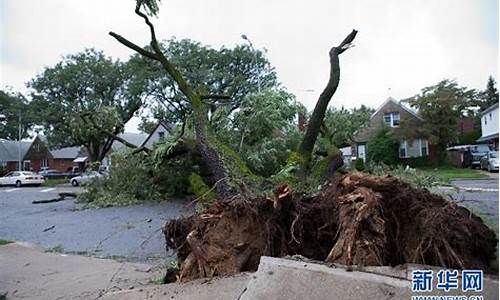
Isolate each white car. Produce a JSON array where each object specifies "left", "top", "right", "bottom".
[
  {"left": 0, "top": 171, "right": 45, "bottom": 187},
  {"left": 70, "top": 171, "right": 103, "bottom": 186}
]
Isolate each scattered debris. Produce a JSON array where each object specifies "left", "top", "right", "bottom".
[
  {"left": 43, "top": 225, "right": 55, "bottom": 232},
  {"left": 164, "top": 173, "right": 497, "bottom": 282},
  {"left": 32, "top": 192, "right": 77, "bottom": 204}
]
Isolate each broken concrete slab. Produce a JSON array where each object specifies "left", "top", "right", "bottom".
[
  {"left": 101, "top": 256, "right": 499, "bottom": 300},
  {"left": 239, "top": 256, "right": 499, "bottom": 300},
  {"left": 101, "top": 273, "right": 250, "bottom": 300},
  {"left": 0, "top": 242, "right": 160, "bottom": 300}
]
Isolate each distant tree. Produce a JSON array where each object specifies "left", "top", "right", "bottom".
[
  {"left": 320, "top": 105, "right": 374, "bottom": 148},
  {"left": 479, "top": 76, "right": 499, "bottom": 110},
  {"left": 28, "top": 49, "right": 146, "bottom": 162},
  {"left": 404, "top": 79, "right": 476, "bottom": 162},
  {"left": 0, "top": 90, "right": 35, "bottom": 140}
]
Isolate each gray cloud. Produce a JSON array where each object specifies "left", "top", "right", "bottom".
[{"left": 1, "top": 0, "right": 497, "bottom": 132}]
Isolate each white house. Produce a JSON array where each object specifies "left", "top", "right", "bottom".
[
  {"left": 140, "top": 122, "right": 173, "bottom": 149},
  {"left": 477, "top": 103, "right": 499, "bottom": 149}
]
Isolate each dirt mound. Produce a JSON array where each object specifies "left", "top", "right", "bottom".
[{"left": 164, "top": 173, "right": 497, "bottom": 282}]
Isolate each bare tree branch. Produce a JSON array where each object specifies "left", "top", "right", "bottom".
[{"left": 109, "top": 32, "right": 159, "bottom": 61}]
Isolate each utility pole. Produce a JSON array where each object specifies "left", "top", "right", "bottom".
[
  {"left": 241, "top": 34, "right": 261, "bottom": 93},
  {"left": 18, "top": 112, "right": 21, "bottom": 171}
]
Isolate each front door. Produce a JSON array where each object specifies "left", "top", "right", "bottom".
[{"left": 357, "top": 144, "right": 366, "bottom": 161}]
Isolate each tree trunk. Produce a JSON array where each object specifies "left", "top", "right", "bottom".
[
  {"left": 298, "top": 30, "right": 357, "bottom": 166},
  {"left": 110, "top": 5, "right": 258, "bottom": 197}
]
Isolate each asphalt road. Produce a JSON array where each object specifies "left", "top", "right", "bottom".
[
  {"left": 450, "top": 176, "right": 499, "bottom": 228},
  {"left": 0, "top": 185, "right": 193, "bottom": 266},
  {"left": 1, "top": 177, "right": 497, "bottom": 268}
]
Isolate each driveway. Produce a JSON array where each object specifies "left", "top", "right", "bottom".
[
  {"left": 449, "top": 176, "right": 499, "bottom": 229},
  {"left": 0, "top": 185, "right": 193, "bottom": 267}
]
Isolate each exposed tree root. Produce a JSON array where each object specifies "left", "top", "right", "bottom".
[{"left": 164, "top": 173, "right": 497, "bottom": 282}]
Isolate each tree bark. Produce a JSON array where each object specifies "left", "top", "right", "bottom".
[{"left": 298, "top": 30, "right": 357, "bottom": 165}]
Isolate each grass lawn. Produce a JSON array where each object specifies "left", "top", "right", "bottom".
[
  {"left": 419, "top": 166, "right": 489, "bottom": 182},
  {"left": 44, "top": 178, "right": 69, "bottom": 187},
  {"left": 0, "top": 239, "right": 13, "bottom": 246}
]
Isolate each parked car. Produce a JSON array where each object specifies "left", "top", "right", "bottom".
[
  {"left": 38, "top": 169, "right": 67, "bottom": 179},
  {"left": 70, "top": 171, "right": 103, "bottom": 186},
  {"left": 480, "top": 151, "right": 499, "bottom": 172},
  {"left": 0, "top": 171, "right": 45, "bottom": 187},
  {"left": 469, "top": 144, "right": 491, "bottom": 169}
]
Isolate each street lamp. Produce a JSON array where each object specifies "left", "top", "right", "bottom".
[{"left": 241, "top": 34, "right": 261, "bottom": 93}]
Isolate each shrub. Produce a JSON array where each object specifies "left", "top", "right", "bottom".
[
  {"left": 354, "top": 158, "right": 365, "bottom": 171},
  {"left": 366, "top": 163, "right": 445, "bottom": 189},
  {"left": 366, "top": 128, "right": 399, "bottom": 165},
  {"left": 188, "top": 173, "right": 217, "bottom": 211},
  {"left": 79, "top": 148, "right": 192, "bottom": 207}
]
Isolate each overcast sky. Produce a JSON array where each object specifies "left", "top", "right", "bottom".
[{"left": 1, "top": 0, "right": 498, "bottom": 132}]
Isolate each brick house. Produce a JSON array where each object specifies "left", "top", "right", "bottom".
[
  {"left": 353, "top": 97, "right": 437, "bottom": 162},
  {"left": 49, "top": 146, "right": 83, "bottom": 172},
  {"left": 0, "top": 136, "right": 53, "bottom": 173}
]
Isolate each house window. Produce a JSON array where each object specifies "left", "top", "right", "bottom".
[
  {"left": 420, "top": 139, "right": 429, "bottom": 156},
  {"left": 383, "top": 114, "right": 392, "bottom": 126},
  {"left": 35, "top": 143, "right": 40, "bottom": 152},
  {"left": 399, "top": 140, "right": 407, "bottom": 158},
  {"left": 485, "top": 117, "right": 487, "bottom": 125},
  {"left": 158, "top": 131, "right": 165, "bottom": 139},
  {"left": 490, "top": 113, "right": 492, "bottom": 120},
  {"left": 23, "top": 160, "right": 31, "bottom": 171},
  {"left": 41, "top": 159, "right": 48, "bottom": 168},
  {"left": 383, "top": 112, "right": 400, "bottom": 127}
]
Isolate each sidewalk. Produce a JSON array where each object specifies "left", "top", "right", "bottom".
[
  {"left": 0, "top": 242, "right": 160, "bottom": 300},
  {"left": 2, "top": 243, "right": 498, "bottom": 300}
]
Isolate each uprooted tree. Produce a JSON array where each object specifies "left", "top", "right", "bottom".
[{"left": 108, "top": 0, "right": 497, "bottom": 282}]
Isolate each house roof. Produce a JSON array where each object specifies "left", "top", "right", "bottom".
[
  {"left": 0, "top": 139, "right": 32, "bottom": 161},
  {"left": 481, "top": 103, "right": 499, "bottom": 116},
  {"left": 353, "top": 97, "right": 425, "bottom": 143},
  {"left": 140, "top": 121, "right": 174, "bottom": 149},
  {"left": 50, "top": 146, "right": 82, "bottom": 159},
  {"left": 477, "top": 132, "right": 499, "bottom": 143},
  {"left": 111, "top": 132, "right": 148, "bottom": 151},
  {"left": 370, "top": 97, "right": 423, "bottom": 121}
]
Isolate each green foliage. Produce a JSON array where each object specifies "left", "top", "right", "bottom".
[
  {"left": 135, "top": 38, "right": 279, "bottom": 127},
  {"left": 269, "top": 151, "right": 305, "bottom": 188},
  {"left": 418, "top": 166, "right": 488, "bottom": 181},
  {"left": 403, "top": 79, "right": 477, "bottom": 162},
  {"left": 320, "top": 105, "right": 374, "bottom": 148},
  {"left": 79, "top": 146, "right": 192, "bottom": 207},
  {"left": 367, "top": 163, "right": 445, "bottom": 189},
  {"left": 366, "top": 128, "right": 399, "bottom": 165},
  {"left": 0, "top": 90, "right": 35, "bottom": 140},
  {"left": 458, "top": 129, "right": 482, "bottom": 145},
  {"left": 47, "top": 244, "right": 64, "bottom": 253},
  {"left": 28, "top": 48, "right": 145, "bottom": 161},
  {"left": 310, "top": 147, "right": 341, "bottom": 185},
  {"left": 188, "top": 173, "right": 217, "bottom": 208},
  {"left": 479, "top": 76, "right": 499, "bottom": 110},
  {"left": 220, "top": 89, "right": 302, "bottom": 177},
  {"left": 136, "top": 0, "right": 161, "bottom": 16},
  {"left": 0, "top": 239, "right": 13, "bottom": 246},
  {"left": 354, "top": 158, "right": 365, "bottom": 171}
]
